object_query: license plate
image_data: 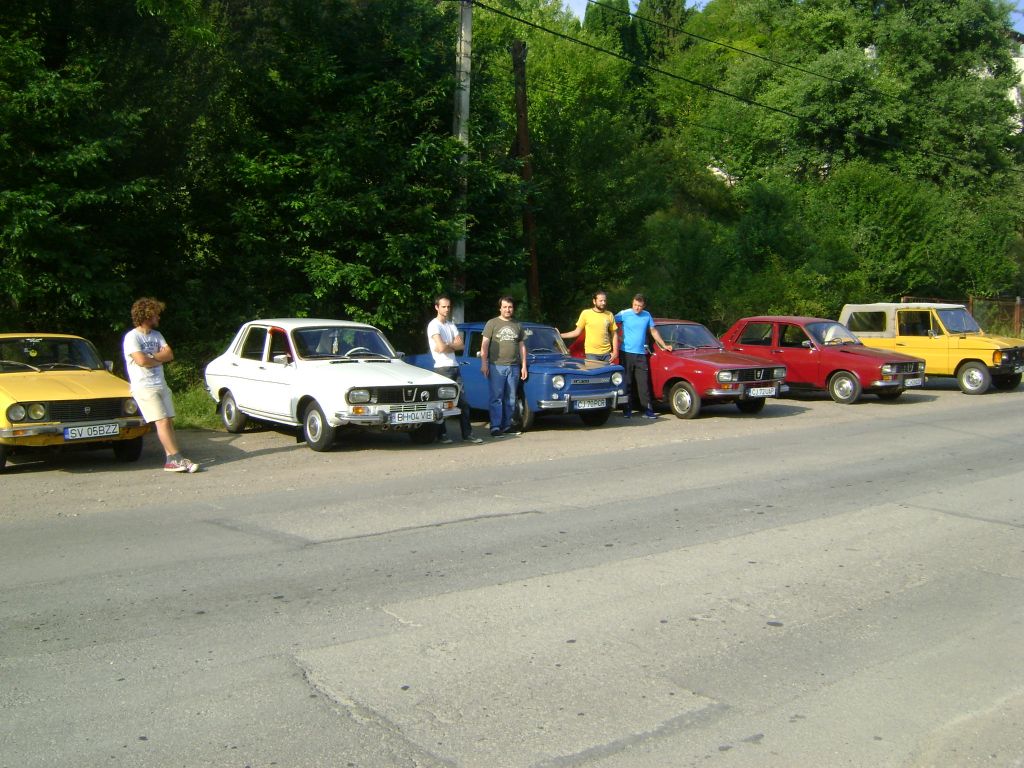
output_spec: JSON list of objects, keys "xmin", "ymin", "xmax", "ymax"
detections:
[
  {"xmin": 747, "ymin": 386, "xmax": 776, "ymax": 397},
  {"xmin": 575, "ymin": 398, "xmax": 606, "ymax": 410},
  {"xmin": 904, "ymin": 377, "xmax": 923, "ymax": 387},
  {"xmin": 64, "ymin": 423, "xmax": 119, "ymax": 441},
  {"xmin": 390, "ymin": 410, "xmax": 435, "ymax": 425}
]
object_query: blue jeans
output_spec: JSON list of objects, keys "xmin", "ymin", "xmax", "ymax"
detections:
[
  {"xmin": 488, "ymin": 364, "xmax": 518, "ymax": 432},
  {"xmin": 434, "ymin": 366, "xmax": 473, "ymax": 439},
  {"xmin": 586, "ymin": 352, "xmax": 611, "ymax": 362}
]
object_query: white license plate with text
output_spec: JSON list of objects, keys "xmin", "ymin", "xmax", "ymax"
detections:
[
  {"xmin": 390, "ymin": 410, "xmax": 435, "ymax": 425},
  {"xmin": 575, "ymin": 398, "xmax": 606, "ymax": 410},
  {"xmin": 64, "ymin": 423, "xmax": 119, "ymax": 441},
  {"xmin": 747, "ymin": 386, "xmax": 776, "ymax": 398},
  {"xmin": 904, "ymin": 377, "xmax": 923, "ymax": 387}
]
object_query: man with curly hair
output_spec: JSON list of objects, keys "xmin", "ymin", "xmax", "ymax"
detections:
[{"xmin": 123, "ymin": 298, "xmax": 199, "ymax": 473}]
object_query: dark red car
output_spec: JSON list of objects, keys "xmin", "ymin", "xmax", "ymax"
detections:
[
  {"xmin": 720, "ymin": 316, "xmax": 926, "ymax": 404},
  {"xmin": 570, "ymin": 318, "xmax": 786, "ymax": 419}
]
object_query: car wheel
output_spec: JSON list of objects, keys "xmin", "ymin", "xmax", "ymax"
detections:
[
  {"xmin": 827, "ymin": 371, "xmax": 861, "ymax": 404},
  {"xmin": 957, "ymin": 362, "xmax": 991, "ymax": 395},
  {"xmin": 579, "ymin": 408, "xmax": 611, "ymax": 427},
  {"xmin": 303, "ymin": 401, "xmax": 336, "ymax": 451},
  {"xmin": 410, "ymin": 424, "xmax": 436, "ymax": 444},
  {"xmin": 735, "ymin": 398, "xmax": 766, "ymax": 414},
  {"xmin": 112, "ymin": 436, "xmax": 144, "ymax": 462},
  {"xmin": 876, "ymin": 389, "xmax": 903, "ymax": 401},
  {"xmin": 220, "ymin": 391, "xmax": 248, "ymax": 433},
  {"xmin": 514, "ymin": 395, "xmax": 535, "ymax": 431},
  {"xmin": 992, "ymin": 372, "xmax": 1022, "ymax": 391},
  {"xmin": 669, "ymin": 381, "xmax": 701, "ymax": 419}
]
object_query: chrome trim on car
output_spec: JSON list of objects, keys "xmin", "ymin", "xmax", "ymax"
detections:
[{"xmin": 0, "ymin": 417, "xmax": 146, "ymax": 438}]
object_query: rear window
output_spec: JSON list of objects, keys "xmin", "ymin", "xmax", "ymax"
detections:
[{"xmin": 845, "ymin": 312, "xmax": 885, "ymax": 333}]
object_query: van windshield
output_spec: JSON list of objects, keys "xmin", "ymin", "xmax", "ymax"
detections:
[{"xmin": 936, "ymin": 308, "xmax": 981, "ymax": 334}]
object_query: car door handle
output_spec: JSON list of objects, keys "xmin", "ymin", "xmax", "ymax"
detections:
[{"xmin": 771, "ymin": 349, "xmax": 783, "ymax": 354}]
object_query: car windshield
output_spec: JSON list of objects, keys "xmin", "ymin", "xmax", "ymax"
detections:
[
  {"xmin": 936, "ymin": 308, "xmax": 981, "ymax": 334},
  {"xmin": 656, "ymin": 323, "xmax": 721, "ymax": 349},
  {"xmin": 0, "ymin": 336, "xmax": 104, "ymax": 372},
  {"xmin": 807, "ymin": 321, "xmax": 861, "ymax": 346},
  {"xmin": 523, "ymin": 327, "xmax": 568, "ymax": 355},
  {"xmin": 292, "ymin": 326, "xmax": 396, "ymax": 359}
]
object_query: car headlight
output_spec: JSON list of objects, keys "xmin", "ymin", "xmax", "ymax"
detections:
[
  {"xmin": 347, "ymin": 389, "xmax": 371, "ymax": 404},
  {"xmin": 27, "ymin": 403, "xmax": 46, "ymax": 420},
  {"xmin": 881, "ymin": 363, "xmax": 895, "ymax": 375},
  {"xmin": 716, "ymin": 370, "xmax": 736, "ymax": 383},
  {"xmin": 918, "ymin": 362, "xmax": 926, "ymax": 372},
  {"xmin": 611, "ymin": 372, "xmax": 623, "ymax": 386},
  {"xmin": 124, "ymin": 398, "xmax": 139, "ymax": 416},
  {"xmin": 773, "ymin": 368, "xmax": 786, "ymax": 380},
  {"xmin": 552, "ymin": 375, "xmax": 565, "ymax": 390},
  {"xmin": 7, "ymin": 404, "xmax": 26, "ymax": 422},
  {"xmin": 438, "ymin": 385, "xmax": 458, "ymax": 400}
]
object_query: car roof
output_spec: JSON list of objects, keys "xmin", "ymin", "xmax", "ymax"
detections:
[
  {"xmin": 845, "ymin": 302, "xmax": 964, "ymax": 310},
  {"xmin": 0, "ymin": 332, "xmax": 87, "ymax": 340},
  {"xmin": 241, "ymin": 318, "xmax": 378, "ymax": 331},
  {"xmin": 734, "ymin": 316, "xmax": 833, "ymax": 325},
  {"xmin": 459, "ymin": 321, "xmax": 556, "ymax": 330},
  {"xmin": 651, "ymin": 318, "xmax": 705, "ymax": 325}
]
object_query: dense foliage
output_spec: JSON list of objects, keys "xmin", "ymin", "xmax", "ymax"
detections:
[{"xmin": 3, "ymin": 0, "xmax": 1023, "ymax": 373}]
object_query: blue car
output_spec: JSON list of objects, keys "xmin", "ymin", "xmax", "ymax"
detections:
[{"xmin": 408, "ymin": 322, "xmax": 626, "ymax": 430}]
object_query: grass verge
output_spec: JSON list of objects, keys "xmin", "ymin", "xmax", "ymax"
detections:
[{"xmin": 174, "ymin": 384, "xmax": 222, "ymax": 431}]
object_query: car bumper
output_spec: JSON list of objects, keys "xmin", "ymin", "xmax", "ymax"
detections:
[
  {"xmin": 867, "ymin": 374, "xmax": 925, "ymax": 389},
  {"xmin": 536, "ymin": 390, "xmax": 624, "ymax": 412},
  {"xmin": 704, "ymin": 382, "xmax": 787, "ymax": 398},
  {"xmin": 332, "ymin": 405, "xmax": 460, "ymax": 427},
  {"xmin": 0, "ymin": 419, "xmax": 149, "ymax": 447}
]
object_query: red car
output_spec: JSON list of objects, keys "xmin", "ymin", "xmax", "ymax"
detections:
[
  {"xmin": 570, "ymin": 318, "xmax": 786, "ymax": 419},
  {"xmin": 720, "ymin": 316, "xmax": 926, "ymax": 404}
]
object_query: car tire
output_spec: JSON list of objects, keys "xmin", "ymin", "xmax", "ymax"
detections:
[
  {"xmin": 410, "ymin": 424, "xmax": 436, "ymax": 444},
  {"xmin": 827, "ymin": 371, "xmax": 861, "ymax": 404},
  {"xmin": 0, "ymin": 446, "xmax": 8, "ymax": 471},
  {"xmin": 303, "ymin": 401, "xmax": 336, "ymax": 451},
  {"xmin": 876, "ymin": 389, "xmax": 903, "ymax": 401},
  {"xmin": 992, "ymin": 372, "xmax": 1022, "ymax": 391},
  {"xmin": 514, "ymin": 395, "xmax": 535, "ymax": 431},
  {"xmin": 112, "ymin": 436, "xmax": 144, "ymax": 462},
  {"xmin": 669, "ymin": 381, "xmax": 700, "ymax": 419},
  {"xmin": 220, "ymin": 391, "xmax": 248, "ymax": 433},
  {"xmin": 735, "ymin": 398, "xmax": 766, "ymax": 414},
  {"xmin": 579, "ymin": 408, "xmax": 611, "ymax": 427},
  {"xmin": 957, "ymin": 362, "xmax": 991, "ymax": 395}
]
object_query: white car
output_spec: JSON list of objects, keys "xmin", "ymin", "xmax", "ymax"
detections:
[{"xmin": 205, "ymin": 319, "xmax": 461, "ymax": 451}]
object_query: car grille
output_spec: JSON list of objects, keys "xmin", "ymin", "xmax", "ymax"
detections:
[
  {"xmin": 734, "ymin": 367, "xmax": 778, "ymax": 382},
  {"xmin": 889, "ymin": 361, "xmax": 920, "ymax": 374},
  {"xmin": 1003, "ymin": 347, "xmax": 1024, "ymax": 366},
  {"xmin": 372, "ymin": 386, "xmax": 447, "ymax": 404},
  {"xmin": 49, "ymin": 398, "xmax": 124, "ymax": 422}
]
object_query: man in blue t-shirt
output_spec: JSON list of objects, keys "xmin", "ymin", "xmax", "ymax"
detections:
[{"xmin": 615, "ymin": 294, "xmax": 672, "ymax": 419}]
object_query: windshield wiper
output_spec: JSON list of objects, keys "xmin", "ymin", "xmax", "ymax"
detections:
[{"xmin": 0, "ymin": 359, "xmax": 42, "ymax": 372}]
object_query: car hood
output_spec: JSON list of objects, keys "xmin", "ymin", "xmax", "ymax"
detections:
[
  {"xmin": 831, "ymin": 345, "xmax": 921, "ymax": 363},
  {"xmin": 669, "ymin": 348, "xmax": 774, "ymax": 368},
  {"xmin": 303, "ymin": 358, "xmax": 459, "ymax": 387},
  {"xmin": 525, "ymin": 353, "xmax": 622, "ymax": 376},
  {"xmin": 0, "ymin": 370, "xmax": 130, "ymax": 402},
  {"xmin": 962, "ymin": 333, "xmax": 1024, "ymax": 349}
]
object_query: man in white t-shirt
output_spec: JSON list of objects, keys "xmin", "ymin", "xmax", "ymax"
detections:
[
  {"xmin": 123, "ymin": 297, "xmax": 199, "ymax": 472},
  {"xmin": 427, "ymin": 295, "xmax": 481, "ymax": 444}
]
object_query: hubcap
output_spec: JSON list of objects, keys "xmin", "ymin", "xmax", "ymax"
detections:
[
  {"xmin": 307, "ymin": 412, "xmax": 322, "ymax": 441},
  {"xmin": 834, "ymin": 377, "xmax": 855, "ymax": 400},
  {"xmin": 963, "ymin": 368, "xmax": 984, "ymax": 390},
  {"xmin": 673, "ymin": 389, "xmax": 692, "ymax": 414}
]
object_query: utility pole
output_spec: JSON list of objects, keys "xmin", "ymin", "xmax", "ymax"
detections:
[
  {"xmin": 511, "ymin": 40, "xmax": 541, "ymax": 318},
  {"xmin": 452, "ymin": 0, "xmax": 472, "ymax": 324}
]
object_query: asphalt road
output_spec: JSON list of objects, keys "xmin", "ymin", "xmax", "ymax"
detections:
[{"xmin": 2, "ymin": 383, "xmax": 1023, "ymax": 768}]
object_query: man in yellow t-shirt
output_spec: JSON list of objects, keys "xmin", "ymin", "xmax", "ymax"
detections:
[{"xmin": 559, "ymin": 290, "xmax": 619, "ymax": 363}]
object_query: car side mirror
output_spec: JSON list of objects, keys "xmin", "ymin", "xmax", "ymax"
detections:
[
  {"xmin": 104, "ymin": 360, "xmax": 114, "ymax": 372},
  {"xmin": 394, "ymin": 350, "xmax": 405, "ymax": 359},
  {"xmin": 272, "ymin": 354, "xmax": 291, "ymax": 365},
  {"xmin": 802, "ymin": 340, "xmax": 813, "ymax": 349}
]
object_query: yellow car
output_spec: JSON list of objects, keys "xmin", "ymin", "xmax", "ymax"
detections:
[{"xmin": 0, "ymin": 333, "xmax": 150, "ymax": 470}]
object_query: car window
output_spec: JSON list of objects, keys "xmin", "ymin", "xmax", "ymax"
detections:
[
  {"xmin": 936, "ymin": 308, "xmax": 980, "ymax": 334},
  {"xmin": 807, "ymin": 321, "xmax": 859, "ymax": 346},
  {"xmin": 293, "ymin": 326, "xmax": 396, "ymax": 359},
  {"xmin": 845, "ymin": 311, "xmax": 885, "ymax": 333},
  {"xmin": 523, "ymin": 327, "xmax": 568, "ymax": 354},
  {"xmin": 468, "ymin": 331, "xmax": 483, "ymax": 357},
  {"xmin": 269, "ymin": 329, "xmax": 291, "ymax": 361},
  {"xmin": 0, "ymin": 336, "xmax": 103, "ymax": 371},
  {"xmin": 779, "ymin": 324, "xmax": 809, "ymax": 348},
  {"xmin": 897, "ymin": 311, "xmax": 933, "ymax": 337},
  {"xmin": 737, "ymin": 323, "xmax": 773, "ymax": 346},
  {"xmin": 657, "ymin": 323, "xmax": 720, "ymax": 348},
  {"xmin": 240, "ymin": 327, "xmax": 268, "ymax": 360}
]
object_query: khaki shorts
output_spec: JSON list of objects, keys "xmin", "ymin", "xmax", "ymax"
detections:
[{"xmin": 133, "ymin": 386, "xmax": 175, "ymax": 422}]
